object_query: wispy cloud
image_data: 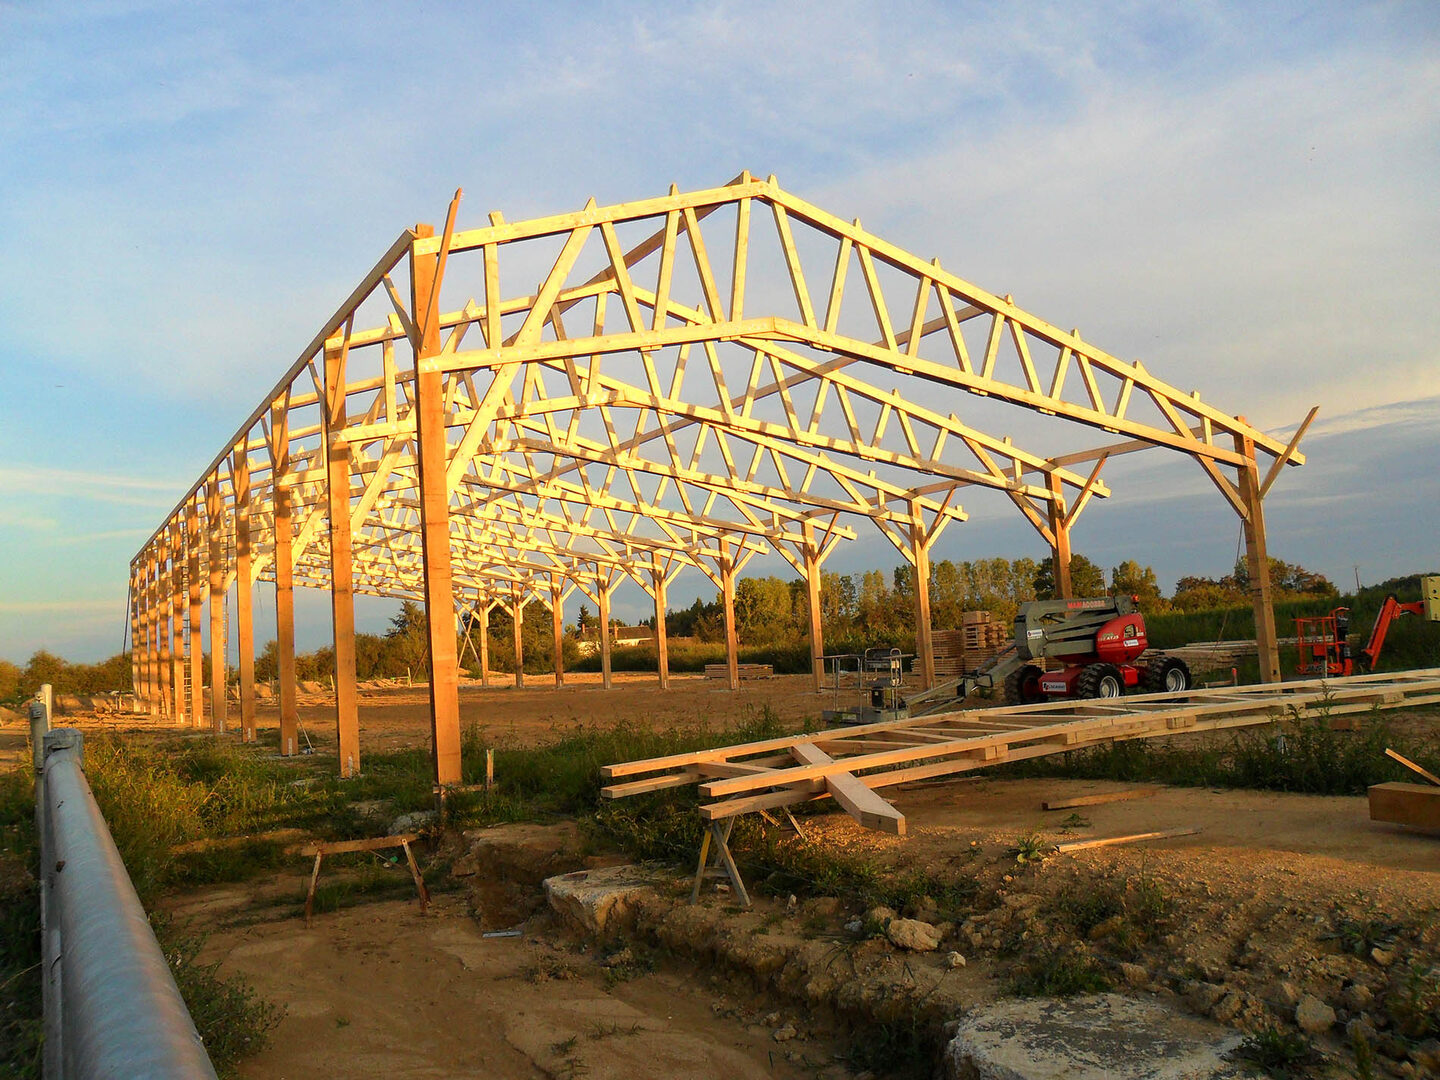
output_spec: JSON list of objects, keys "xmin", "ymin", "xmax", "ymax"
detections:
[
  {"xmin": 0, "ymin": 598, "xmax": 123, "ymax": 615},
  {"xmin": 0, "ymin": 465, "xmax": 187, "ymax": 507}
]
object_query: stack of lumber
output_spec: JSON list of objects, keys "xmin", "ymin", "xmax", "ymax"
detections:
[
  {"xmin": 932, "ymin": 611, "xmax": 1010, "ymax": 676},
  {"xmin": 703, "ymin": 663, "xmax": 774, "ymax": 680}
]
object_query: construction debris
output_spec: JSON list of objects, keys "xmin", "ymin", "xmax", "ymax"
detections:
[
  {"xmin": 1054, "ymin": 827, "xmax": 1201, "ymax": 853},
  {"xmin": 1042, "ymin": 788, "xmax": 1160, "ymax": 811}
]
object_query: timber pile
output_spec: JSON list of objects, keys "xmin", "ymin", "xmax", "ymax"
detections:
[
  {"xmin": 932, "ymin": 611, "xmax": 1010, "ymax": 677},
  {"xmin": 704, "ymin": 663, "xmax": 774, "ymax": 680},
  {"xmin": 602, "ymin": 670, "xmax": 1440, "ymax": 839}
]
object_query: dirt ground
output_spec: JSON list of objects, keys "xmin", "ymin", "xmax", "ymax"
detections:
[
  {"xmin": 6, "ymin": 679, "xmax": 1439, "ymax": 1076},
  {"xmin": 173, "ymin": 888, "xmax": 847, "ymax": 1080}
]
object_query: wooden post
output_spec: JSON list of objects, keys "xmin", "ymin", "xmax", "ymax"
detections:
[
  {"xmin": 598, "ymin": 582, "xmax": 613, "ymax": 690},
  {"xmin": 186, "ymin": 499, "xmax": 204, "ymax": 730},
  {"xmin": 143, "ymin": 549, "xmax": 157, "ymax": 715},
  {"xmin": 511, "ymin": 593, "xmax": 526, "ymax": 688},
  {"xmin": 1047, "ymin": 473, "xmax": 1073, "ymax": 599},
  {"xmin": 232, "ymin": 448, "xmax": 256, "ymax": 743},
  {"xmin": 478, "ymin": 601, "xmax": 492, "ymax": 687},
  {"xmin": 410, "ymin": 222, "xmax": 463, "ymax": 787},
  {"xmin": 721, "ymin": 556, "xmax": 739, "ymax": 691},
  {"xmin": 169, "ymin": 524, "xmax": 186, "ymax": 726},
  {"xmin": 1235, "ymin": 429, "xmax": 1281, "ymax": 683},
  {"xmin": 805, "ymin": 544, "xmax": 824, "ymax": 693},
  {"xmin": 157, "ymin": 533, "xmax": 172, "ymax": 719},
  {"xmin": 324, "ymin": 333, "xmax": 360, "ymax": 777},
  {"xmin": 653, "ymin": 563, "xmax": 670, "ymax": 690},
  {"xmin": 273, "ymin": 483, "xmax": 299, "ymax": 756},
  {"xmin": 909, "ymin": 502, "xmax": 935, "ymax": 691},
  {"xmin": 129, "ymin": 564, "xmax": 141, "ymax": 711},
  {"xmin": 206, "ymin": 478, "xmax": 228, "ymax": 735},
  {"xmin": 551, "ymin": 579, "xmax": 565, "ymax": 688}
]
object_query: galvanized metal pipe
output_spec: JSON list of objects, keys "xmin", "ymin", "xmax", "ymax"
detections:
[{"xmin": 40, "ymin": 729, "xmax": 219, "ymax": 1080}]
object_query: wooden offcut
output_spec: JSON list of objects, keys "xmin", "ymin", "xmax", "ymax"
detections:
[
  {"xmin": 1043, "ymin": 788, "xmax": 1160, "ymax": 811},
  {"xmin": 1055, "ymin": 827, "xmax": 1200, "ymax": 853},
  {"xmin": 1368, "ymin": 782, "xmax": 1440, "ymax": 831}
]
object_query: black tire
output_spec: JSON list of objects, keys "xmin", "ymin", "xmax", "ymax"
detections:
[
  {"xmin": 1004, "ymin": 664, "xmax": 1046, "ymax": 705},
  {"xmin": 1075, "ymin": 663, "xmax": 1124, "ymax": 699},
  {"xmin": 1144, "ymin": 655, "xmax": 1192, "ymax": 693}
]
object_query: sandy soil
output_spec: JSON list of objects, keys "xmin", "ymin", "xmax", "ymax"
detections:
[{"xmin": 173, "ymin": 888, "xmax": 848, "ymax": 1080}]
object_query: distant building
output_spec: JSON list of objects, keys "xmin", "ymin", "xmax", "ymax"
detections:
[{"xmin": 574, "ymin": 624, "xmax": 655, "ymax": 656}]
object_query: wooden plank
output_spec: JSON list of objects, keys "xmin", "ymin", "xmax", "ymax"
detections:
[
  {"xmin": 299, "ymin": 832, "xmax": 421, "ymax": 857},
  {"xmin": 1042, "ymin": 788, "xmax": 1160, "ymax": 811},
  {"xmin": 1385, "ymin": 748, "xmax": 1440, "ymax": 787},
  {"xmin": 791, "ymin": 742, "xmax": 905, "ymax": 836},
  {"xmin": 1055, "ymin": 827, "xmax": 1200, "ymax": 853},
  {"xmin": 1369, "ymin": 782, "xmax": 1440, "ymax": 830}
]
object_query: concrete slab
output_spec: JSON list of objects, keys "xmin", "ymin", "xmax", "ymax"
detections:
[
  {"xmin": 544, "ymin": 864, "xmax": 668, "ymax": 935},
  {"xmin": 945, "ymin": 993, "xmax": 1244, "ymax": 1080}
]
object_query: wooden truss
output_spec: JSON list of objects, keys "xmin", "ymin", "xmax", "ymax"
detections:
[
  {"xmin": 128, "ymin": 172, "xmax": 1312, "ymax": 785},
  {"xmin": 603, "ymin": 669, "xmax": 1440, "ymax": 901}
]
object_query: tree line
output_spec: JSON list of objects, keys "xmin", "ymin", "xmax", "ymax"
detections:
[{"xmin": 2, "ymin": 555, "xmax": 1345, "ymax": 700}]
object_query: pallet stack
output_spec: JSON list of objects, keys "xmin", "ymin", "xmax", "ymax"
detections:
[{"xmin": 931, "ymin": 611, "xmax": 1010, "ymax": 676}]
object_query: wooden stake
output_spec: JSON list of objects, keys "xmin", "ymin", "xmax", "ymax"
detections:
[{"xmin": 1055, "ymin": 827, "xmax": 1199, "ymax": 853}]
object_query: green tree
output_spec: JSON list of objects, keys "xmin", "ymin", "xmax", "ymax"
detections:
[
  {"xmin": 0, "ymin": 659, "xmax": 22, "ymax": 702},
  {"xmin": 386, "ymin": 601, "xmax": 430, "ymax": 676},
  {"xmin": 1111, "ymin": 559, "xmax": 1168, "ymax": 612},
  {"xmin": 1032, "ymin": 554, "xmax": 1105, "ymax": 601}
]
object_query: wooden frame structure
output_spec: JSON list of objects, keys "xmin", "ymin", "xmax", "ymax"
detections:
[
  {"xmin": 129, "ymin": 172, "xmax": 1311, "ymax": 786},
  {"xmin": 604, "ymin": 669, "xmax": 1440, "ymax": 901}
]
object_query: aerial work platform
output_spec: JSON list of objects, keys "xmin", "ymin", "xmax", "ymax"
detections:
[{"xmin": 602, "ymin": 670, "xmax": 1440, "ymax": 839}]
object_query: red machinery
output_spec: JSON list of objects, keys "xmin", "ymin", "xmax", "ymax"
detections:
[
  {"xmin": 1296, "ymin": 581, "xmax": 1440, "ymax": 677},
  {"xmin": 1000, "ymin": 595, "xmax": 1191, "ymax": 703}
]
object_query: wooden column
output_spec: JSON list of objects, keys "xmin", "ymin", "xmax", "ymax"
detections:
[
  {"xmin": 652, "ymin": 564, "xmax": 669, "ymax": 690},
  {"xmin": 478, "ymin": 601, "xmax": 492, "ymax": 688},
  {"xmin": 1046, "ymin": 473, "xmax": 1073, "ymax": 599},
  {"xmin": 1235, "ymin": 429, "xmax": 1281, "ymax": 683},
  {"xmin": 273, "ymin": 484, "xmax": 299, "ymax": 755},
  {"xmin": 511, "ymin": 594, "xmax": 526, "ymax": 688},
  {"xmin": 909, "ymin": 503, "xmax": 935, "ymax": 691},
  {"xmin": 186, "ymin": 499, "xmax": 204, "ymax": 730},
  {"xmin": 232, "ymin": 447, "xmax": 256, "ymax": 743},
  {"xmin": 157, "ymin": 534, "xmax": 172, "ymax": 719},
  {"xmin": 804, "ymin": 546, "xmax": 824, "ymax": 693},
  {"xmin": 143, "ymin": 550, "xmax": 157, "ymax": 715},
  {"xmin": 410, "ymin": 222, "xmax": 463, "ymax": 787},
  {"xmin": 206, "ymin": 479, "xmax": 228, "ymax": 734},
  {"xmin": 169, "ymin": 525, "xmax": 186, "ymax": 726},
  {"xmin": 551, "ymin": 580, "xmax": 565, "ymax": 688},
  {"xmin": 598, "ymin": 583, "xmax": 613, "ymax": 690},
  {"xmin": 324, "ymin": 333, "xmax": 360, "ymax": 777},
  {"xmin": 129, "ymin": 565, "xmax": 142, "ymax": 711},
  {"xmin": 721, "ymin": 557, "xmax": 739, "ymax": 691}
]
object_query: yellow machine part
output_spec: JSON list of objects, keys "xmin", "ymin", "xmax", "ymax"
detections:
[{"xmin": 1423, "ymin": 574, "xmax": 1440, "ymax": 622}]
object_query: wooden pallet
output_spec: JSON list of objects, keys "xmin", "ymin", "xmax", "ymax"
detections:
[{"xmin": 601, "ymin": 670, "xmax": 1440, "ymax": 838}]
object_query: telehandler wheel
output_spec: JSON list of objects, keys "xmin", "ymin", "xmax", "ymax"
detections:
[
  {"xmin": 1144, "ymin": 655, "xmax": 1192, "ymax": 693},
  {"xmin": 1076, "ymin": 662, "xmax": 1124, "ymax": 698},
  {"xmin": 1004, "ymin": 664, "xmax": 1046, "ymax": 705}
]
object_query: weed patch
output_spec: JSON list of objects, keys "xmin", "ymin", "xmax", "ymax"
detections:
[
  {"xmin": 1007, "ymin": 946, "xmax": 1111, "ymax": 997},
  {"xmin": 1231, "ymin": 1027, "xmax": 1318, "ymax": 1078}
]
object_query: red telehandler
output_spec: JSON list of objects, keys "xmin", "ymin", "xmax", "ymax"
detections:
[{"xmin": 1295, "ymin": 576, "xmax": 1440, "ymax": 678}]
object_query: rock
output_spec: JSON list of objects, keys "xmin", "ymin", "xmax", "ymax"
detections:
[
  {"xmin": 786, "ymin": 894, "xmax": 798, "ymax": 913},
  {"xmin": 773, "ymin": 1024, "xmax": 797, "ymax": 1042},
  {"xmin": 886, "ymin": 918, "xmax": 943, "ymax": 952},
  {"xmin": 1269, "ymin": 980, "xmax": 1302, "ymax": 1008},
  {"xmin": 945, "ymin": 993, "xmax": 1245, "ymax": 1079},
  {"xmin": 1371, "ymin": 947, "xmax": 1395, "ymax": 967},
  {"xmin": 803, "ymin": 896, "xmax": 844, "ymax": 919},
  {"xmin": 390, "ymin": 810, "xmax": 436, "ymax": 834},
  {"xmin": 1211, "ymin": 992, "xmax": 1243, "ymax": 1025},
  {"xmin": 844, "ymin": 919, "xmax": 864, "ymax": 934},
  {"xmin": 945, "ymin": 952, "xmax": 967, "ymax": 969},
  {"xmin": 1294, "ymin": 995, "xmax": 1336, "ymax": 1034},
  {"xmin": 1186, "ymin": 981, "xmax": 1227, "ymax": 1012},
  {"xmin": 867, "ymin": 905, "xmax": 897, "ymax": 925},
  {"xmin": 1120, "ymin": 963, "xmax": 1149, "ymax": 988},
  {"xmin": 1342, "ymin": 983, "xmax": 1375, "ymax": 1011},
  {"xmin": 1347, "ymin": 1015, "xmax": 1379, "ymax": 1045},
  {"xmin": 543, "ymin": 865, "xmax": 665, "ymax": 934}
]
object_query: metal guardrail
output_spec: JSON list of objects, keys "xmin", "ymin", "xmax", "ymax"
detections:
[{"xmin": 37, "ymin": 725, "xmax": 219, "ymax": 1079}]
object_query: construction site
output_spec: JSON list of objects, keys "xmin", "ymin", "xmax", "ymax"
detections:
[{"xmin": 14, "ymin": 174, "xmax": 1440, "ymax": 1079}]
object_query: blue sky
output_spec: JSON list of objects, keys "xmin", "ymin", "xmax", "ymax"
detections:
[{"xmin": 1, "ymin": 1, "xmax": 1437, "ymax": 662}]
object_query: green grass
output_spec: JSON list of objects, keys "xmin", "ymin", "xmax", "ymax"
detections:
[
  {"xmin": 1231, "ymin": 1028, "xmax": 1317, "ymax": 1078},
  {"xmin": 1006, "ymin": 946, "xmax": 1112, "ymax": 997},
  {"xmin": 998, "ymin": 703, "xmax": 1440, "ymax": 796}
]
